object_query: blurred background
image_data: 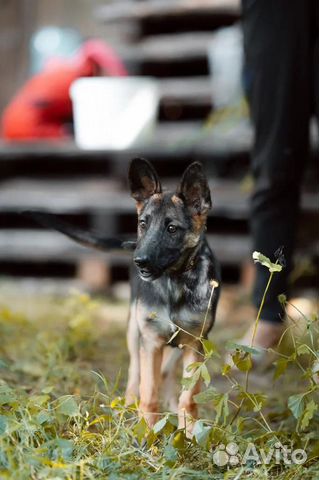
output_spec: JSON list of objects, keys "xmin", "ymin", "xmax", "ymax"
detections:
[{"xmin": 0, "ymin": 0, "xmax": 318, "ymax": 308}]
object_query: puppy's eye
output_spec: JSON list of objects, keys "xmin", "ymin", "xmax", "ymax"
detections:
[
  {"xmin": 167, "ymin": 224, "xmax": 177, "ymax": 234},
  {"xmin": 139, "ymin": 220, "xmax": 147, "ymax": 230}
]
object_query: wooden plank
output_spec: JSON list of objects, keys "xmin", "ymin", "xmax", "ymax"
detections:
[
  {"xmin": 0, "ymin": 278, "xmax": 88, "ymax": 296},
  {"xmin": 159, "ymin": 77, "xmax": 212, "ymax": 103},
  {"xmin": 118, "ymin": 33, "xmax": 214, "ymax": 63},
  {"xmin": 0, "ymin": 179, "xmax": 129, "ymax": 213},
  {"xmin": 0, "ymin": 179, "xmax": 317, "ymax": 217},
  {"xmin": 1, "ymin": 120, "xmax": 317, "ymax": 161},
  {"xmin": 1, "ymin": 230, "xmax": 317, "ymax": 266},
  {"xmin": 0, "ymin": 229, "xmax": 249, "ymax": 265},
  {"xmin": 0, "ymin": 121, "xmax": 252, "ymax": 160},
  {"xmin": 96, "ymin": 0, "xmax": 240, "ymax": 23},
  {"xmin": 0, "ymin": 128, "xmax": 317, "ymax": 183},
  {"xmin": 0, "ymin": 230, "xmax": 126, "ymax": 263}
]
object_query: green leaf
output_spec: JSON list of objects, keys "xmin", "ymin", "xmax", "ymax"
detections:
[
  {"xmin": 288, "ymin": 393, "xmax": 305, "ymax": 419},
  {"xmin": 274, "ymin": 358, "xmax": 289, "ymax": 380},
  {"xmin": 202, "ymin": 339, "xmax": 215, "ymax": 358},
  {"xmin": 226, "ymin": 342, "xmax": 260, "ymax": 355},
  {"xmin": 252, "ymin": 251, "xmax": 282, "ymax": 272},
  {"xmin": 110, "ymin": 396, "xmax": 125, "ymax": 409},
  {"xmin": 53, "ymin": 438, "xmax": 74, "ymax": 461},
  {"xmin": 0, "ymin": 416, "xmax": 8, "ymax": 435},
  {"xmin": 301, "ymin": 400, "xmax": 317, "ymax": 430},
  {"xmin": 232, "ymin": 351, "xmax": 252, "ymax": 372},
  {"xmin": 222, "ymin": 364, "xmax": 231, "ymax": 376},
  {"xmin": 181, "ymin": 368, "xmax": 201, "ymax": 390},
  {"xmin": 214, "ymin": 393, "xmax": 229, "ymax": 424},
  {"xmin": 193, "ymin": 421, "xmax": 211, "ymax": 448},
  {"xmin": 56, "ymin": 396, "xmax": 80, "ymax": 417},
  {"xmin": 0, "ymin": 415, "xmax": 19, "ymax": 435},
  {"xmin": 239, "ymin": 392, "xmax": 267, "ymax": 412},
  {"xmin": 200, "ymin": 364, "xmax": 211, "ymax": 386},
  {"xmin": 37, "ymin": 411, "xmax": 52, "ymax": 425},
  {"xmin": 42, "ymin": 386, "xmax": 54, "ymax": 394},
  {"xmin": 0, "ymin": 385, "xmax": 16, "ymax": 406},
  {"xmin": 167, "ymin": 414, "xmax": 178, "ymax": 427},
  {"xmin": 194, "ymin": 387, "xmax": 217, "ymax": 404},
  {"xmin": 133, "ymin": 417, "xmax": 148, "ymax": 442},
  {"xmin": 153, "ymin": 414, "xmax": 177, "ymax": 436},
  {"xmin": 164, "ymin": 444, "xmax": 179, "ymax": 464},
  {"xmin": 171, "ymin": 431, "xmax": 186, "ymax": 450},
  {"xmin": 153, "ymin": 416, "xmax": 168, "ymax": 434},
  {"xmin": 28, "ymin": 394, "xmax": 50, "ymax": 407},
  {"xmin": 186, "ymin": 362, "xmax": 202, "ymax": 373}
]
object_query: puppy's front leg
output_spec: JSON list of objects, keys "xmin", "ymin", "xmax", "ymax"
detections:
[
  {"xmin": 161, "ymin": 347, "xmax": 181, "ymax": 413},
  {"xmin": 125, "ymin": 306, "xmax": 140, "ymax": 406},
  {"xmin": 178, "ymin": 345, "xmax": 202, "ymax": 435},
  {"xmin": 139, "ymin": 341, "xmax": 163, "ymax": 427}
]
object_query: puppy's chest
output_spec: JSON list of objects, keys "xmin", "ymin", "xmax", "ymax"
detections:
[
  {"xmin": 146, "ymin": 305, "xmax": 204, "ymax": 341},
  {"xmin": 143, "ymin": 281, "xmax": 207, "ymax": 339}
]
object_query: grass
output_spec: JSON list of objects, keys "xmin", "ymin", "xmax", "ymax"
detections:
[{"xmin": 0, "ymin": 273, "xmax": 318, "ymax": 479}]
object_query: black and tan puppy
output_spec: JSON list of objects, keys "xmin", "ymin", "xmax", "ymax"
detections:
[{"xmin": 25, "ymin": 158, "xmax": 220, "ymax": 432}]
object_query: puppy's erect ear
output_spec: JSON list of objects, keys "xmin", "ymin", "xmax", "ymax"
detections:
[
  {"xmin": 128, "ymin": 157, "xmax": 161, "ymax": 203},
  {"xmin": 177, "ymin": 162, "xmax": 211, "ymax": 215}
]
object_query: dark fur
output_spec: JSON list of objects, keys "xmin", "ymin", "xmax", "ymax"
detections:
[{"xmin": 25, "ymin": 158, "xmax": 220, "ymax": 430}]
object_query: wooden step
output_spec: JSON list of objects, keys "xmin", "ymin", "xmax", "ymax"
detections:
[
  {"xmin": 0, "ymin": 229, "xmax": 250, "ymax": 265},
  {"xmin": 159, "ymin": 77, "xmax": 212, "ymax": 104},
  {"xmin": 0, "ymin": 120, "xmax": 251, "ymax": 159},
  {"xmin": 119, "ymin": 33, "xmax": 214, "ymax": 64},
  {"xmin": 0, "ymin": 124, "xmax": 252, "ymax": 181},
  {"xmin": 96, "ymin": 0, "xmax": 240, "ymax": 23},
  {"xmin": 0, "ymin": 127, "xmax": 317, "ymax": 181},
  {"xmin": 0, "ymin": 230, "xmax": 128, "ymax": 264},
  {"xmin": 0, "ymin": 178, "xmax": 317, "ymax": 219},
  {"xmin": 1, "ymin": 123, "xmax": 316, "ymax": 164}
]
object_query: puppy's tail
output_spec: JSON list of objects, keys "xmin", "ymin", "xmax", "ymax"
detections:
[{"xmin": 22, "ymin": 210, "xmax": 136, "ymax": 252}]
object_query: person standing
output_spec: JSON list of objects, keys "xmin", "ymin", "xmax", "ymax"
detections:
[{"xmin": 239, "ymin": 0, "xmax": 318, "ymax": 349}]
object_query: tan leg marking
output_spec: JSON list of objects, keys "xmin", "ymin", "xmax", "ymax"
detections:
[
  {"xmin": 161, "ymin": 347, "xmax": 181, "ymax": 413},
  {"xmin": 139, "ymin": 342, "xmax": 163, "ymax": 427},
  {"xmin": 178, "ymin": 346, "xmax": 202, "ymax": 435},
  {"xmin": 125, "ymin": 302, "xmax": 140, "ymax": 405}
]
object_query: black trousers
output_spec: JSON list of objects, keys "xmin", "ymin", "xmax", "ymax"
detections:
[{"xmin": 242, "ymin": 0, "xmax": 319, "ymax": 322}]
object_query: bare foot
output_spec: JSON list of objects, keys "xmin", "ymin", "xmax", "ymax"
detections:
[{"xmin": 239, "ymin": 320, "xmax": 284, "ymax": 350}]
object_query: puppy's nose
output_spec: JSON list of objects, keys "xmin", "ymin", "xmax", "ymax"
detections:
[{"xmin": 134, "ymin": 256, "xmax": 150, "ymax": 268}]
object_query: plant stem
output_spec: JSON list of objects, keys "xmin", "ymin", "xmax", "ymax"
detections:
[
  {"xmin": 250, "ymin": 270, "xmax": 274, "ymax": 347},
  {"xmin": 231, "ymin": 268, "xmax": 276, "ymax": 424},
  {"xmin": 200, "ymin": 282, "xmax": 217, "ymax": 339}
]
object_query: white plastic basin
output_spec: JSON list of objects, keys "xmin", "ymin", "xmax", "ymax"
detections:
[{"xmin": 70, "ymin": 77, "xmax": 159, "ymax": 150}]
